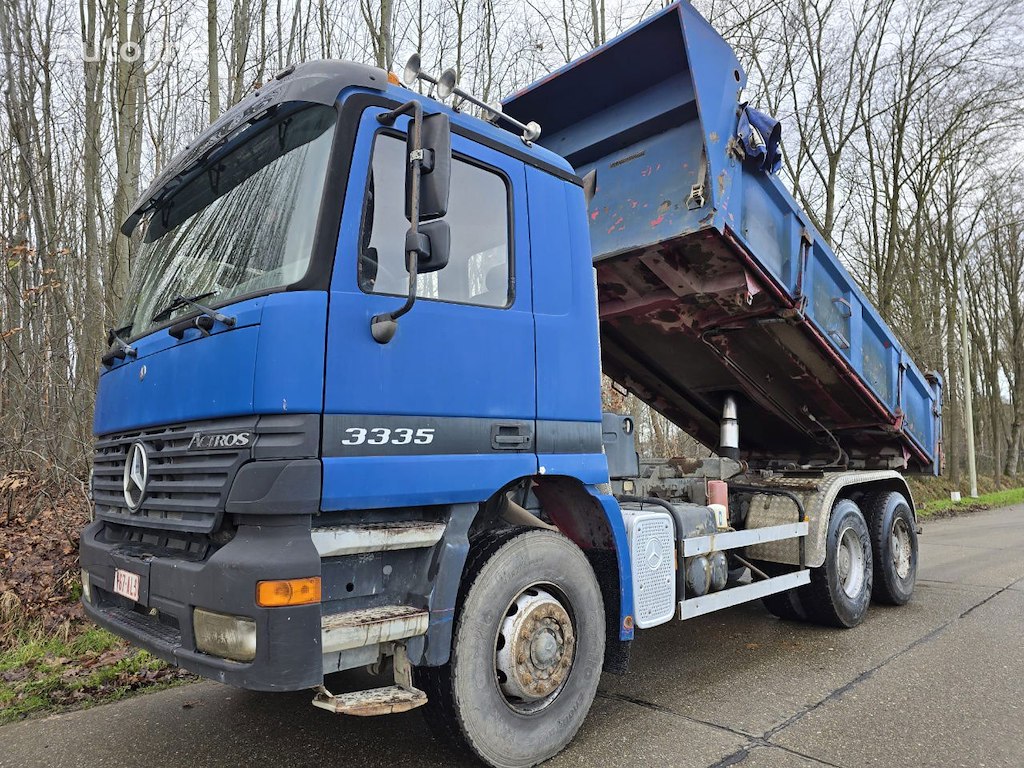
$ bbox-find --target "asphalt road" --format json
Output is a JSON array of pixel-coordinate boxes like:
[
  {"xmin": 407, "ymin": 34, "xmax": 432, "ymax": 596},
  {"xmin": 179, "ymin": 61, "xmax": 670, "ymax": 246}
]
[{"xmin": 3, "ymin": 505, "xmax": 1023, "ymax": 768}]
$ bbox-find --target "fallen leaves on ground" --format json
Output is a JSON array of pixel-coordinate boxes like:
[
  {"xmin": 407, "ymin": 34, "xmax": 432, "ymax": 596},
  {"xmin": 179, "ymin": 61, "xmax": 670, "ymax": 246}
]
[
  {"xmin": 1, "ymin": 641, "xmax": 193, "ymax": 723},
  {"xmin": 1, "ymin": 475, "xmax": 90, "ymax": 644},
  {"xmin": 1, "ymin": 474, "xmax": 195, "ymax": 722}
]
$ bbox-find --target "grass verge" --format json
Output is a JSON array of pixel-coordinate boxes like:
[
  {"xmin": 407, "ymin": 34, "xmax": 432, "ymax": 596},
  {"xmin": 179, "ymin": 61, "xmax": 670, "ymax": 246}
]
[
  {"xmin": 0, "ymin": 626, "xmax": 192, "ymax": 724},
  {"xmin": 916, "ymin": 485, "xmax": 1024, "ymax": 518}
]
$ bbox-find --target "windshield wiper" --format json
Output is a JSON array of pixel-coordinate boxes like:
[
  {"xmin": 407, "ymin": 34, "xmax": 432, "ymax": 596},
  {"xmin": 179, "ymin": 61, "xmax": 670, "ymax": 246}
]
[
  {"xmin": 151, "ymin": 291, "xmax": 235, "ymax": 329},
  {"xmin": 101, "ymin": 326, "xmax": 137, "ymax": 367}
]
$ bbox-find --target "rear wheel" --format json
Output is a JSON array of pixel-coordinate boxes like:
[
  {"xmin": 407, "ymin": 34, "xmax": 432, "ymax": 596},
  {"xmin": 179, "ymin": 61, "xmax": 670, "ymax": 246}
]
[
  {"xmin": 801, "ymin": 499, "xmax": 873, "ymax": 628},
  {"xmin": 418, "ymin": 527, "xmax": 605, "ymax": 768},
  {"xmin": 866, "ymin": 492, "xmax": 918, "ymax": 605}
]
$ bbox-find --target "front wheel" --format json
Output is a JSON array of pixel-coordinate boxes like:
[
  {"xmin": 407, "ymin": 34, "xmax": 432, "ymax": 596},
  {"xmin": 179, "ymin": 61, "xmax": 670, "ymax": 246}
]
[
  {"xmin": 801, "ymin": 498, "xmax": 873, "ymax": 628},
  {"xmin": 418, "ymin": 527, "xmax": 605, "ymax": 768}
]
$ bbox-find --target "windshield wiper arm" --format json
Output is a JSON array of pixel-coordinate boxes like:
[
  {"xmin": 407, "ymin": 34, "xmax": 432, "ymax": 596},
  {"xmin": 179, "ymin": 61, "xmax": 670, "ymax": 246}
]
[
  {"xmin": 151, "ymin": 292, "xmax": 235, "ymax": 328},
  {"xmin": 151, "ymin": 291, "xmax": 216, "ymax": 322},
  {"xmin": 101, "ymin": 326, "xmax": 137, "ymax": 367}
]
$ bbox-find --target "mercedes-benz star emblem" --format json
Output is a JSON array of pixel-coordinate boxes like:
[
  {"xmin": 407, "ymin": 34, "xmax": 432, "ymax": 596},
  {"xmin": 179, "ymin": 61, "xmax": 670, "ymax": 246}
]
[{"xmin": 122, "ymin": 441, "xmax": 149, "ymax": 510}]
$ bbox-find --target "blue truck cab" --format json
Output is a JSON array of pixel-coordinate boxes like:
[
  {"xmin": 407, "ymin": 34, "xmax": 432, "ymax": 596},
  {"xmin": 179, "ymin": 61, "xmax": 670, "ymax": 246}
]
[
  {"xmin": 82, "ymin": 57, "xmax": 627, "ymax": 704},
  {"xmin": 81, "ymin": 4, "xmax": 939, "ymax": 765}
]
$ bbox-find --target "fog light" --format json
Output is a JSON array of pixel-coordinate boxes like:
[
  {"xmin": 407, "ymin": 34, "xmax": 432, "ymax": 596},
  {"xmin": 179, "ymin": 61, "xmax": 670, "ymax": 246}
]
[
  {"xmin": 193, "ymin": 608, "xmax": 257, "ymax": 662},
  {"xmin": 80, "ymin": 569, "xmax": 91, "ymax": 603}
]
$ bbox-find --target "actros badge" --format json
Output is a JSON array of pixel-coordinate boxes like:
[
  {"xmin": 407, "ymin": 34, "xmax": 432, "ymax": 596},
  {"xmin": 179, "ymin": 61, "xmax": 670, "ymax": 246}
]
[{"xmin": 188, "ymin": 432, "xmax": 252, "ymax": 450}]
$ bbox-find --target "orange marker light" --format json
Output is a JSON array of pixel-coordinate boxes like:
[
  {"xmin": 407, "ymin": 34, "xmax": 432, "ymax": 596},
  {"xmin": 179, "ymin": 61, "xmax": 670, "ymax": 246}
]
[
  {"xmin": 387, "ymin": 71, "xmax": 401, "ymax": 86},
  {"xmin": 256, "ymin": 577, "xmax": 321, "ymax": 607}
]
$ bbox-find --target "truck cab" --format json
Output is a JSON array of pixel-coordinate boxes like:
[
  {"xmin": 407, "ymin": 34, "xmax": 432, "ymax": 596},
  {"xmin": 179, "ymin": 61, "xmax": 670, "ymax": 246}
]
[{"xmin": 82, "ymin": 59, "xmax": 618, "ymax": 691}]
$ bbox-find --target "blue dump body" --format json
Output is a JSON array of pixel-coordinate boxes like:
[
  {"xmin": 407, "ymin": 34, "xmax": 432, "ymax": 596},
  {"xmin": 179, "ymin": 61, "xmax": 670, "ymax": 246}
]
[{"xmin": 505, "ymin": 1, "xmax": 942, "ymax": 474}]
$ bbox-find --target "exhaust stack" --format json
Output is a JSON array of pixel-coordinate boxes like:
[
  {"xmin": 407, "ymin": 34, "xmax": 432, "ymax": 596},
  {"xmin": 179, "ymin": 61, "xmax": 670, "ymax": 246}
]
[{"xmin": 719, "ymin": 395, "xmax": 739, "ymax": 460}]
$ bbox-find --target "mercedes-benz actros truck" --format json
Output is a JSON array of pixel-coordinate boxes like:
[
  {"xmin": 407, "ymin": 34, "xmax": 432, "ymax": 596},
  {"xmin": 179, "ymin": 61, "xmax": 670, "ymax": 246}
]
[{"xmin": 80, "ymin": 3, "xmax": 942, "ymax": 765}]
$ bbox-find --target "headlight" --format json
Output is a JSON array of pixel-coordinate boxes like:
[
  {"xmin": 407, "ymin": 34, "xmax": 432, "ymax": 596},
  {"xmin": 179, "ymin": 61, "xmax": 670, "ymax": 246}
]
[{"xmin": 193, "ymin": 608, "xmax": 257, "ymax": 662}]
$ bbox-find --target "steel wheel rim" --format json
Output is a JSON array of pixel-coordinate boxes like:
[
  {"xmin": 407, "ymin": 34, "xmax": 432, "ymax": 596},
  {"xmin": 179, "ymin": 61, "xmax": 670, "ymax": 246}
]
[
  {"xmin": 837, "ymin": 526, "xmax": 866, "ymax": 598},
  {"xmin": 493, "ymin": 583, "xmax": 576, "ymax": 714},
  {"xmin": 891, "ymin": 516, "xmax": 913, "ymax": 579}
]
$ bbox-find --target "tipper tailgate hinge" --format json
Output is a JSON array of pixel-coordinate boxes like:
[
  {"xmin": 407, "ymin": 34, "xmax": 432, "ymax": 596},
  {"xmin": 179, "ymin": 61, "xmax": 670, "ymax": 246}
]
[{"xmin": 686, "ymin": 147, "xmax": 709, "ymax": 210}]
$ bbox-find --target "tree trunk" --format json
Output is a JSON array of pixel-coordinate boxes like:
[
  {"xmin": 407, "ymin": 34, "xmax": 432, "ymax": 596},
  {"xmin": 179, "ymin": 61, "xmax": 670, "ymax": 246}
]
[{"xmin": 208, "ymin": 0, "xmax": 220, "ymax": 122}]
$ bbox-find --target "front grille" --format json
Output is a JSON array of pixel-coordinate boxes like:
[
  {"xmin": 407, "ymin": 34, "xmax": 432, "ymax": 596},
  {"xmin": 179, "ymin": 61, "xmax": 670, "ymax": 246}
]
[
  {"xmin": 92, "ymin": 416, "xmax": 256, "ymax": 533},
  {"xmin": 93, "ymin": 413, "xmax": 320, "ymax": 535}
]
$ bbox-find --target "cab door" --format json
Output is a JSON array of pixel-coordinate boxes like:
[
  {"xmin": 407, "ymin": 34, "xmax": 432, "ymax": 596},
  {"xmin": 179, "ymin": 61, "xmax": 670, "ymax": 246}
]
[{"xmin": 322, "ymin": 103, "xmax": 537, "ymax": 510}]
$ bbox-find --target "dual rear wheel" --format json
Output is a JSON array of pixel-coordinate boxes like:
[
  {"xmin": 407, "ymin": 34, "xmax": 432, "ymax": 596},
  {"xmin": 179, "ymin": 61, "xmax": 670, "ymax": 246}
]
[{"xmin": 761, "ymin": 491, "xmax": 918, "ymax": 627}]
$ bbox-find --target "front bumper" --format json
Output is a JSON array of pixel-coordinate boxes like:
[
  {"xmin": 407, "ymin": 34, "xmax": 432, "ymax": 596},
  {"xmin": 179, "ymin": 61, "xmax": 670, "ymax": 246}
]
[{"xmin": 80, "ymin": 517, "xmax": 322, "ymax": 691}]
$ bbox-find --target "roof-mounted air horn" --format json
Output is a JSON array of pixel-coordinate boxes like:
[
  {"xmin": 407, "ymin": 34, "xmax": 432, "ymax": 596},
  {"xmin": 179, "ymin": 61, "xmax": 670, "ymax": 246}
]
[
  {"xmin": 401, "ymin": 54, "xmax": 542, "ymax": 146},
  {"xmin": 402, "ymin": 53, "xmax": 440, "ymax": 94}
]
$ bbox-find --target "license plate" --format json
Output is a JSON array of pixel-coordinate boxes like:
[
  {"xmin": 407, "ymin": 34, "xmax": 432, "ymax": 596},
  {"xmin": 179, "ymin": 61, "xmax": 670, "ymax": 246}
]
[{"xmin": 113, "ymin": 569, "xmax": 140, "ymax": 602}]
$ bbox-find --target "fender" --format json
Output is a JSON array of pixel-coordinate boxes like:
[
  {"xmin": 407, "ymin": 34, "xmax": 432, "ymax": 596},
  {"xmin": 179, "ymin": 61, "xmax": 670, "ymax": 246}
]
[{"xmin": 586, "ymin": 487, "xmax": 636, "ymax": 641}]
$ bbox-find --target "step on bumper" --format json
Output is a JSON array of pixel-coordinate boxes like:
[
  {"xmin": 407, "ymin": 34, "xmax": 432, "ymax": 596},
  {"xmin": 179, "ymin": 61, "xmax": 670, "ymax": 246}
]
[
  {"xmin": 321, "ymin": 604, "xmax": 429, "ymax": 653},
  {"xmin": 313, "ymin": 641, "xmax": 427, "ymax": 716},
  {"xmin": 312, "ymin": 521, "xmax": 446, "ymax": 557},
  {"xmin": 313, "ymin": 684, "xmax": 427, "ymax": 716}
]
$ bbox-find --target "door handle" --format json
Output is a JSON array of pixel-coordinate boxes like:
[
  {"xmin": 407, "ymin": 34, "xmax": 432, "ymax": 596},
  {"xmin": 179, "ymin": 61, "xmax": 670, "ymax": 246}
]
[{"xmin": 491, "ymin": 423, "xmax": 533, "ymax": 450}]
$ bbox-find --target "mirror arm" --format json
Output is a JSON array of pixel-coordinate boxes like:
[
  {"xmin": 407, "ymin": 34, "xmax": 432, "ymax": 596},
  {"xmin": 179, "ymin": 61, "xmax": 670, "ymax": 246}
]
[
  {"xmin": 376, "ymin": 99, "xmax": 422, "ymax": 127},
  {"xmin": 372, "ymin": 101, "xmax": 425, "ymax": 344},
  {"xmin": 370, "ymin": 252, "xmax": 419, "ymax": 343}
]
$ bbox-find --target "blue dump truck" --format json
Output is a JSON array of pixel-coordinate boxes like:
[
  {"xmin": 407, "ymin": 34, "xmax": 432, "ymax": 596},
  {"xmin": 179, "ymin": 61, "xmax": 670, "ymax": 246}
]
[{"xmin": 81, "ymin": 2, "xmax": 941, "ymax": 765}]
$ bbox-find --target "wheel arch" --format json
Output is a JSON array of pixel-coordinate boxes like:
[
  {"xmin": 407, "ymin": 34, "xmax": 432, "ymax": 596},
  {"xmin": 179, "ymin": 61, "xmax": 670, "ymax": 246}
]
[
  {"xmin": 530, "ymin": 475, "xmax": 635, "ymax": 663},
  {"xmin": 442, "ymin": 474, "xmax": 634, "ymax": 671},
  {"xmin": 843, "ymin": 476, "xmax": 917, "ymax": 519}
]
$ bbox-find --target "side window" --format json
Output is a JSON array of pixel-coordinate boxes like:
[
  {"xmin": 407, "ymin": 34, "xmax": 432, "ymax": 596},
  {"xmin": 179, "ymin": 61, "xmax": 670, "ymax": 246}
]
[{"xmin": 358, "ymin": 133, "xmax": 511, "ymax": 308}]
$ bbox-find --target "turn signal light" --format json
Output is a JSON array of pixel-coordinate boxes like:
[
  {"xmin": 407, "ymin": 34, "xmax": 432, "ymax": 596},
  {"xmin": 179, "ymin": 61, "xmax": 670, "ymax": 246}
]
[{"xmin": 256, "ymin": 577, "xmax": 321, "ymax": 607}]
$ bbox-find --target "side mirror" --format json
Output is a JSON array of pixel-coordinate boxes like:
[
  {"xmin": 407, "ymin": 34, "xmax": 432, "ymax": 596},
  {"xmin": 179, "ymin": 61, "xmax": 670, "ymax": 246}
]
[
  {"xmin": 372, "ymin": 102, "xmax": 452, "ymax": 344},
  {"xmin": 406, "ymin": 113, "xmax": 451, "ymax": 221},
  {"xmin": 405, "ymin": 220, "xmax": 450, "ymax": 274}
]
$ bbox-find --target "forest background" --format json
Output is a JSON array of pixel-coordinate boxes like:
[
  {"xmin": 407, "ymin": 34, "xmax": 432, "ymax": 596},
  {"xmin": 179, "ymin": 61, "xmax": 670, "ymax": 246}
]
[{"xmin": 1, "ymin": 0, "xmax": 1022, "ymax": 495}]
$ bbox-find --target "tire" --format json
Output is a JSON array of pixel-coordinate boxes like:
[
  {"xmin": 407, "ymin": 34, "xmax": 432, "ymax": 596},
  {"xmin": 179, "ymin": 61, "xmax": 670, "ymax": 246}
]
[
  {"xmin": 801, "ymin": 498, "xmax": 873, "ymax": 628},
  {"xmin": 866, "ymin": 491, "xmax": 918, "ymax": 605},
  {"xmin": 417, "ymin": 527, "xmax": 605, "ymax": 768},
  {"xmin": 753, "ymin": 560, "xmax": 807, "ymax": 622}
]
